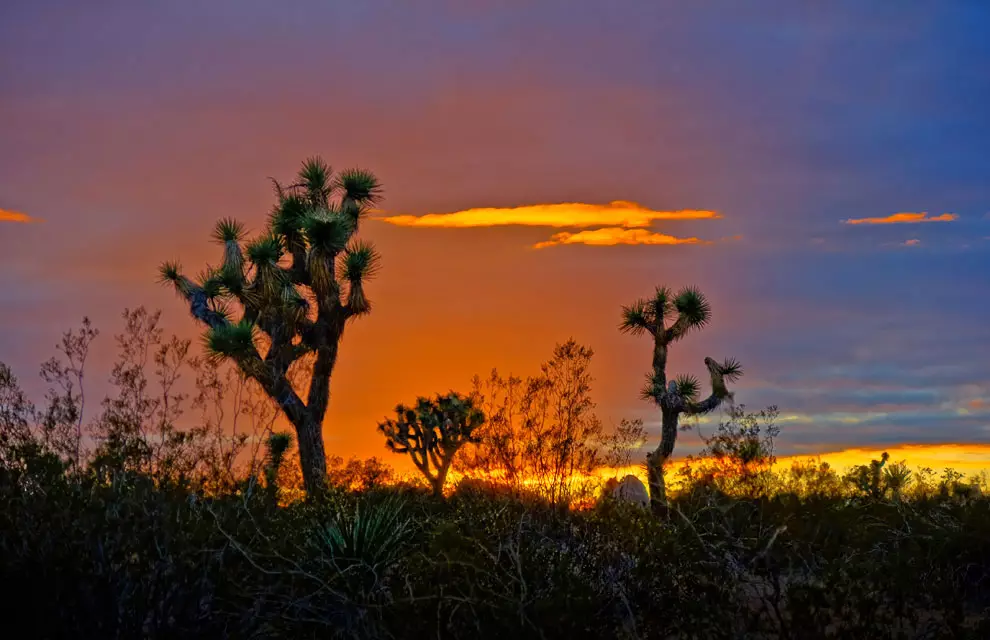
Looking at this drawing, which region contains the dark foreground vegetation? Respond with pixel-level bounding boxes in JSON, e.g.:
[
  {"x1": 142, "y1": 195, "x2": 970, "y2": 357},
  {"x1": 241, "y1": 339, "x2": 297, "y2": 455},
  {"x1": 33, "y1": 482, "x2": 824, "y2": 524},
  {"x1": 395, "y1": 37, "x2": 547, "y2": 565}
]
[
  {"x1": 2, "y1": 158, "x2": 988, "y2": 638},
  {"x1": 2, "y1": 440, "x2": 989, "y2": 639}
]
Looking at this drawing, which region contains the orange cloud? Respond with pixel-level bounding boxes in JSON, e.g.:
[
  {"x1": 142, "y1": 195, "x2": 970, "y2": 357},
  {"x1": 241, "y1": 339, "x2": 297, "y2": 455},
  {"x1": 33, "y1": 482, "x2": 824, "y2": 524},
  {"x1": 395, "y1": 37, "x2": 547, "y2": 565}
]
[
  {"x1": 0, "y1": 208, "x2": 39, "y2": 223},
  {"x1": 903, "y1": 238, "x2": 921, "y2": 246},
  {"x1": 378, "y1": 201, "x2": 720, "y2": 229},
  {"x1": 533, "y1": 227, "x2": 710, "y2": 249},
  {"x1": 842, "y1": 212, "x2": 957, "y2": 225}
]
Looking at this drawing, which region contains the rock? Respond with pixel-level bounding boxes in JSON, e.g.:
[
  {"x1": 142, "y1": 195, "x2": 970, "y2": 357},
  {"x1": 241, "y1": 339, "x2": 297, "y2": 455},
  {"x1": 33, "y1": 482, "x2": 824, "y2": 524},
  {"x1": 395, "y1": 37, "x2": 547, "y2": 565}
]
[{"x1": 608, "y1": 474, "x2": 649, "y2": 508}]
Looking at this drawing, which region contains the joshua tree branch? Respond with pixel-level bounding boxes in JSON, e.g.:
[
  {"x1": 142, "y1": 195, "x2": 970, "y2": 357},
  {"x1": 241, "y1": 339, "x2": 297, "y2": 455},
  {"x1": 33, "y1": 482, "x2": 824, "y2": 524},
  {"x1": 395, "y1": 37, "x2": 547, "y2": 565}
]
[
  {"x1": 188, "y1": 289, "x2": 230, "y2": 330},
  {"x1": 651, "y1": 340, "x2": 669, "y2": 391},
  {"x1": 685, "y1": 356, "x2": 735, "y2": 416},
  {"x1": 664, "y1": 317, "x2": 693, "y2": 342},
  {"x1": 287, "y1": 243, "x2": 310, "y2": 286}
]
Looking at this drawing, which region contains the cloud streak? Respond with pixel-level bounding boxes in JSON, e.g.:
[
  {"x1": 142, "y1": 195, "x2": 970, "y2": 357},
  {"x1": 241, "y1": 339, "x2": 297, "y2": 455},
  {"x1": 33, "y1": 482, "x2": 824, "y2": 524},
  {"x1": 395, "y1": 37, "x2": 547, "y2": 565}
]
[
  {"x1": 0, "y1": 208, "x2": 38, "y2": 223},
  {"x1": 533, "y1": 227, "x2": 710, "y2": 249},
  {"x1": 379, "y1": 201, "x2": 720, "y2": 229},
  {"x1": 842, "y1": 212, "x2": 958, "y2": 225}
]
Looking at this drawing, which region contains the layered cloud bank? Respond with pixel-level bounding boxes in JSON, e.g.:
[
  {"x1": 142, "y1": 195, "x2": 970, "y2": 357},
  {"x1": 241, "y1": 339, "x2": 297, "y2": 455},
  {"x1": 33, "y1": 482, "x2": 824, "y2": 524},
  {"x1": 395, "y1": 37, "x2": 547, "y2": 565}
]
[
  {"x1": 842, "y1": 212, "x2": 958, "y2": 225},
  {"x1": 379, "y1": 201, "x2": 721, "y2": 248},
  {"x1": 0, "y1": 208, "x2": 37, "y2": 223}
]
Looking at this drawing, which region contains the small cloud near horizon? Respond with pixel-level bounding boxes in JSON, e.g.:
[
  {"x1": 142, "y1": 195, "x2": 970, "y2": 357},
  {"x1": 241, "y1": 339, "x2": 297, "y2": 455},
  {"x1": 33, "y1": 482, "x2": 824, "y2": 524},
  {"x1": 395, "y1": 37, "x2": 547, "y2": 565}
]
[
  {"x1": 0, "y1": 208, "x2": 40, "y2": 223},
  {"x1": 842, "y1": 212, "x2": 958, "y2": 225},
  {"x1": 378, "y1": 201, "x2": 720, "y2": 228},
  {"x1": 903, "y1": 238, "x2": 921, "y2": 247},
  {"x1": 533, "y1": 227, "x2": 711, "y2": 249}
]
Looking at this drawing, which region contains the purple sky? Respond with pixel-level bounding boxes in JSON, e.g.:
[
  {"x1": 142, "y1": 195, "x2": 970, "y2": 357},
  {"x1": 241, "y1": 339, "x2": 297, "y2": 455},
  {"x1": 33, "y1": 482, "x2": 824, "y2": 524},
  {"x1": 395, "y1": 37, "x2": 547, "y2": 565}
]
[{"x1": 2, "y1": 1, "x2": 989, "y2": 459}]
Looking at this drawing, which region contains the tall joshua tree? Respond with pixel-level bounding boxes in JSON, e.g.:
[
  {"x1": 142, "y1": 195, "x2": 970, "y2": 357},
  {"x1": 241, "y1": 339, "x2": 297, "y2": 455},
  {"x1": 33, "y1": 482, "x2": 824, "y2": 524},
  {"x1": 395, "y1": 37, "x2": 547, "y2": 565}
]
[
  {"x1": 620, "y1": 286, "x2": 743, "y2": 515},
  {"x1": 378, "y1": 392, "x2": 485, "y2": 497},
  {"x1": 160, "y1": 157, "x2": 382, "y2": 495}
]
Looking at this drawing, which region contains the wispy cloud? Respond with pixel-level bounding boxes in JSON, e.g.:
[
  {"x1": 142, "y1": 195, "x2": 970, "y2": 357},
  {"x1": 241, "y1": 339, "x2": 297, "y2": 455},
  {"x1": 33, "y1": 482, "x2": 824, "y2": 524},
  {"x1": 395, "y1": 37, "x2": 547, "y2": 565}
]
[
  {"x1": 0, "y1": 208, "x2": 39, "y2": 223},
  {"x1": 533, "y1": 227, "x2": 710, "y2": 249},
  {"x1": 378, "y1": 201, "x2": 720, "y2": 229},
  {"x1": 903, "y1": 238, "x2": 921, "y2": 247},
  {"x1": 842, "y1": 212, "x2": 957, "y2": 225}
]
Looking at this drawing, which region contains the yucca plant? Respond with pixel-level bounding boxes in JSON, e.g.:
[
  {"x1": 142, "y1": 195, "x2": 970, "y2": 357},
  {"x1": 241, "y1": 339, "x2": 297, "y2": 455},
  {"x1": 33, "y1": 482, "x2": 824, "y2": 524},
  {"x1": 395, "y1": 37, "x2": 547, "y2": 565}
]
[
  {"x1": 883, "y1": 460, "x2": 912, "y2": 502},
  {"x1": 314, "y1": 494, "x2": 413, "y2": 571},
  {"x1": 263, "y1": 430, "x2": 293, "y2": 499},
  {"x1": 159, "y1": 157, "x2": 383, "y2": 495},
  {"x1": 620, "y1": 286, "x2": 743, "y2": 515}
]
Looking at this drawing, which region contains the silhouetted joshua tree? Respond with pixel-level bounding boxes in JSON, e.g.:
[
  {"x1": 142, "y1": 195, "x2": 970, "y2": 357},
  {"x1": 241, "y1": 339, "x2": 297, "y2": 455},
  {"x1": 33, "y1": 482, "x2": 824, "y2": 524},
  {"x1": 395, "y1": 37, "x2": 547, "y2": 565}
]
[
  {"x1": 160, "y1": 157, "x2": 382, "y2": 495},
  {"x1": 620, "y1": 286, "x2": 743, "y2": 515},
  {"x1": 845, "y1": 451, "x2": 890, "y2": 499},
  {"x1": 378, "y1": 393, "x2": 485, "y2": 497}
]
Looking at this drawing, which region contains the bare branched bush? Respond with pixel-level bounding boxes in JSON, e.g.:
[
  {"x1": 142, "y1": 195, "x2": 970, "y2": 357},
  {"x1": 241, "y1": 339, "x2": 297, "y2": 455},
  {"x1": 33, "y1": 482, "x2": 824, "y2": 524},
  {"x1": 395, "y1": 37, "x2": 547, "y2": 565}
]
[
  {"x1": 458, "y1": 340, "x2": 618, "y2": 506},
  {"x1": 679, "y1": 404, "x2": 780, "y2": 499}
]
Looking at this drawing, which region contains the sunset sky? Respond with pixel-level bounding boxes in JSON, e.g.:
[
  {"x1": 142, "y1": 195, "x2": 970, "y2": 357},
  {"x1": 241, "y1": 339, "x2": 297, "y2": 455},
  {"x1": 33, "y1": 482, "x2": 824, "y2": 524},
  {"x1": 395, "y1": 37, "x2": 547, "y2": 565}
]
[{"x1": 2, "y1": 1, "x2": 989, "y2": 473}]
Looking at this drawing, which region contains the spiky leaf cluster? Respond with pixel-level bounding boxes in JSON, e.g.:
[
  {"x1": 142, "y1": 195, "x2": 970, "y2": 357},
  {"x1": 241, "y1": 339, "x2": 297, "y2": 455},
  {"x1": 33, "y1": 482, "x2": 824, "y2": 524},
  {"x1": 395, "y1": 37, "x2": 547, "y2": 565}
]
[
  {"x1": 620, "y1": 285, "x2": 712, "y2": 342},
  {"x1": 312, "y1": 494, "x2": 412, "y2": 571},
  {"x1": 204, "y1": 320, "x2": 257, "y2": 363},
  {"x1": 264, "y1": 430, "x2": 294, "y2": 490},
  {"x1": 158, "y1": 156, "x2": 383, "y2": 366}
]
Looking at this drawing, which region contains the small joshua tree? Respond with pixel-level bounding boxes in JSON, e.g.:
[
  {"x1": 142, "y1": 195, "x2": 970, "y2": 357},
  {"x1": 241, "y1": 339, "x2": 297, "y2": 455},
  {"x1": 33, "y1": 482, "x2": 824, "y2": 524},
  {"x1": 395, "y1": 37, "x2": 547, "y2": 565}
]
[
  {"x1": 620, "y1": 286, "x2": 743, "y2": 515},
  {"x1": 845, "y1": 451, "x2": 890, "y2": 499},
  {"x1": 160, "y1": 157, "x2": 382, "y2": 495},
  {"x1": 378, "y1": 392, "x2": 485, "y2": 497}
]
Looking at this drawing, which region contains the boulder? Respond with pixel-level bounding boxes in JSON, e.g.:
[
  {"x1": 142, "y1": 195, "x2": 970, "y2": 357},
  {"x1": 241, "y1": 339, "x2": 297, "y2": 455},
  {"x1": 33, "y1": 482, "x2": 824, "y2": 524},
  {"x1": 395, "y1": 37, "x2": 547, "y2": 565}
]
[{"x1": 608, "y1": 474, "x2": 649, "y2": 508}]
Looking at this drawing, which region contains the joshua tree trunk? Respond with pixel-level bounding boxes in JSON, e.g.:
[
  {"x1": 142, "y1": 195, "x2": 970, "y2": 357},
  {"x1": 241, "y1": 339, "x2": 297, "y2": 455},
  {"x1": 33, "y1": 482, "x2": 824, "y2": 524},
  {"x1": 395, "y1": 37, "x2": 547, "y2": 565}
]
[
  {"x1": 646, "y1": 407, "x2": 681, "y2": 515},
  {"x1": 432, "y1": 464, "x2": 451, "y2": 498},
  {"x1": 294, "y1": 413, "x2": 329, "y2": 495}
]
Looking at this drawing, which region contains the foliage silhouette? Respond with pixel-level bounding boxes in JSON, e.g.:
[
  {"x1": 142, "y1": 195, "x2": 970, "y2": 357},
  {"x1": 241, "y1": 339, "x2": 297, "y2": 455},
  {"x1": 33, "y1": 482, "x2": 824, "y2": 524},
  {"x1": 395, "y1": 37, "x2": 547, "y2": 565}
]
[{"x1": 379, "y1": 392, "x2": 485, "y2": 496}]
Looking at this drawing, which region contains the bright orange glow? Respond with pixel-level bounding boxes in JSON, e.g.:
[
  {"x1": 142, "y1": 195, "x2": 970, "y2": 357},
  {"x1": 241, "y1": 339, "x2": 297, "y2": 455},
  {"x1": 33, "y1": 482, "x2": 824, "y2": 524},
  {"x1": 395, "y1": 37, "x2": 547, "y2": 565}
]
[
  {"x1": 378, "y1": 201, "x2": 721, "y2": 228},
  {"x1": 785, "y1": 443, "x2": 990, "y2": 477},
  {"x1": 0, "y1": 208, "x2": 38, "y2": 223},
  {"x1": 378, "y1": 444, "x2": 990, "y2": 501},
  {"x1": 533, "y1": 227, "x2": 710, "y2": 248},
  {"x1": 842, "y1": 212, "x2": 957, "y2": 225},
  {"x1": 588, "y1": 444, "x2": 990, "y2": 494}
]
